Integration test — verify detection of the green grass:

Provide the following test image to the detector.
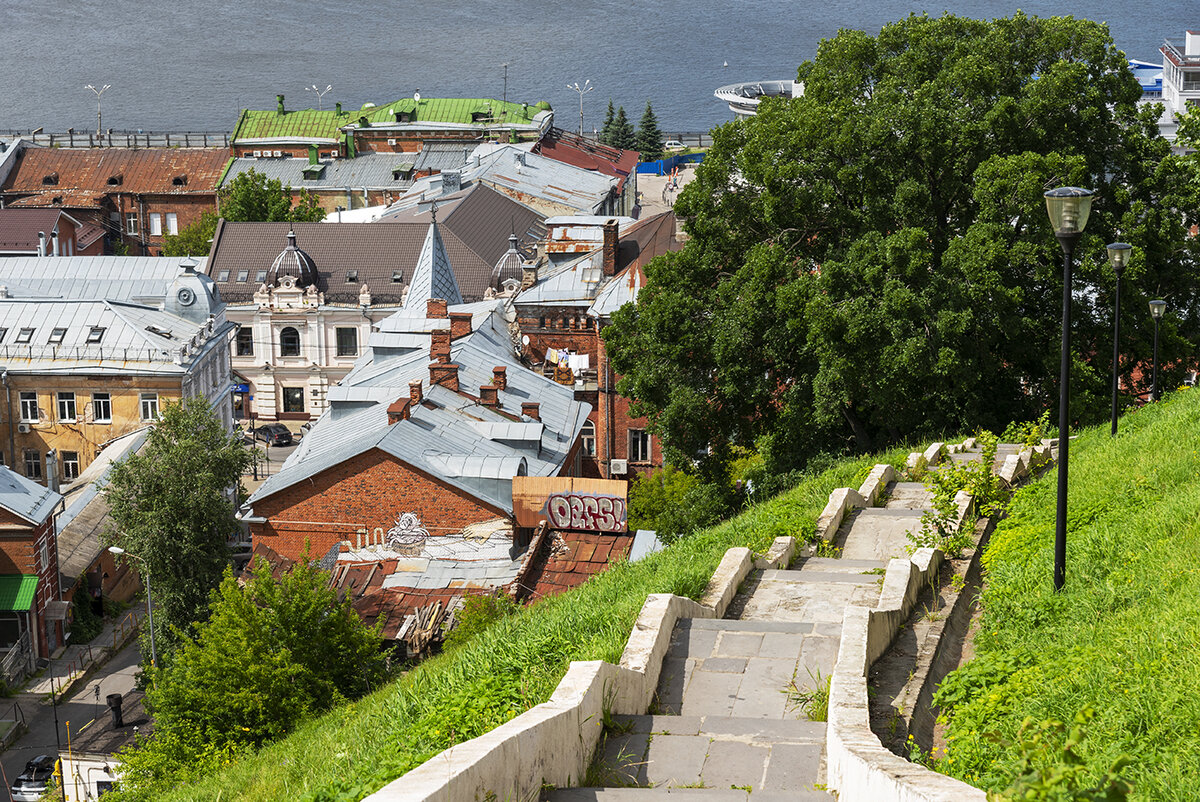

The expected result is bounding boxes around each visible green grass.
[155,448,908,801]
[935,387,1200,799]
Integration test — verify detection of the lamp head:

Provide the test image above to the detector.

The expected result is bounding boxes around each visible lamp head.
[1150,299,1166,320]
[1106,242,1132,275]
[108,546,125,556]
[1044,187,1094,236]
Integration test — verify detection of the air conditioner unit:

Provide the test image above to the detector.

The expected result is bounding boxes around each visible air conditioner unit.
[273,150,283,158]
[252,150,262,158]
[610,459,628,475]
[387,138,397,146]
[17,423,31,434]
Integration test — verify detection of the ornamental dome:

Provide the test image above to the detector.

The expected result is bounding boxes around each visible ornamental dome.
[490,233,524,291]
[267,228,317,287]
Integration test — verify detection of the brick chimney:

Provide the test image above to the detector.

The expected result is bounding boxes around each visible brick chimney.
[409,380,423,405]
[427,298,448,319]
[602,218,619,277]
[430,328,451,364]
[387,397,411,424]
[430,363,460,392]
[449,311,472,339]
[521,263,538,290]
[480,385,499,406]
[522,401,540,421]
[492,366,507,390]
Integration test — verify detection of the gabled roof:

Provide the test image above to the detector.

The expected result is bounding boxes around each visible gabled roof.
[0,208,76,252]
[0,464,61,526]
[219,153,418,191]
[404,218,462,307]
[0,147,228,198]
[0,256,200,301]
[533,128,640,192]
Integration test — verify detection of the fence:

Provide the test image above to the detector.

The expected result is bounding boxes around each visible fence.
[111,610,143,652]
[0,129,230,149]
[636,151,705,175]
[0,630,31,685]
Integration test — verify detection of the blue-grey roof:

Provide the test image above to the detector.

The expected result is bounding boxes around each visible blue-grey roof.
[404,219,462,307]
[0,256,202,302]
[220,153,417,191]
[0,464,61,525]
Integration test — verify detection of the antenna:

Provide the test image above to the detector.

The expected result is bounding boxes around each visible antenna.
[306,84,332,111]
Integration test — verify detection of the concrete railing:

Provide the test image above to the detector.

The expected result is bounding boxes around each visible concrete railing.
[363,537,798,801]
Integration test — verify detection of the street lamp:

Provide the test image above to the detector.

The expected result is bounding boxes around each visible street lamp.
[567,80,592,137]
[306,84,332,111]
[108,546,156,669]
[1044,186,1094,592]
[1150,299,1167,401]
[1107,242,1132,435]
[84,84,111,136]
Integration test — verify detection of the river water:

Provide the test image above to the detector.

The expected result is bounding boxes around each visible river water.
[0,1,1191,134]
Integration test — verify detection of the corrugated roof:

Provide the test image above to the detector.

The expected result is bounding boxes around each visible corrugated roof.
[533,128,639,192]
[0,256,199,301]
[219,154,417,191]
[1,147,228,197]
[0,465,61,525]
[231,106,353,143]
[0,575,39,612]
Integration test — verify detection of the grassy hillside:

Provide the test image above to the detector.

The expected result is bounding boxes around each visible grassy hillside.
[937,387,1200,799]
[149,448,908,801]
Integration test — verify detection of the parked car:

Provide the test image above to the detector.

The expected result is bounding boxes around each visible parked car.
[664,140,686,151]
[11,755,55,802]
[252,423,293,447]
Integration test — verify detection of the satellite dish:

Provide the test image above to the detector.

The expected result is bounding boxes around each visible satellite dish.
[522,334,530,346]
[414,90,421,103]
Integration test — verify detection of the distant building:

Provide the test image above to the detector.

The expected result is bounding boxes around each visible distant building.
[1154,31,1200,148]
[0,209,104,257]
[0,144,228,255]
[532,128,640,215]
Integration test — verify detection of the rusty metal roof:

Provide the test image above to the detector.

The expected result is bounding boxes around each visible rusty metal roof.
[1,147,229,198]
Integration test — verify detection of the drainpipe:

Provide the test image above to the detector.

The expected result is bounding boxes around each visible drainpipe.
[138,195,147,254]
[1,369,14,468]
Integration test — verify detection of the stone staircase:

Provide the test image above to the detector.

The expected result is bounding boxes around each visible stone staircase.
[548,449,988,801]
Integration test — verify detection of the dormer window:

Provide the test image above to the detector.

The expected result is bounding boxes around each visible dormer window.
[42,172,58,186]
[255,270,267,283]
[172,174,188,186]
[15,328,34,343]
[391,271,404,283]
[0,328,6,343]
[237,270,249,282]
[346,270,358,283]
[217,270,230,282]
[48,328,67,344]
[86,326,105,344]
[107,174,123,186]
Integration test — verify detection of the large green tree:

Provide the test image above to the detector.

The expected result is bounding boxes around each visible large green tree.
[107,559,389,800]
[605,13,1200,473]
[609,106,637,152]
[104,397,251,661]
[599,99,616,145]
[636,101,664,162]
[162,168,325,256]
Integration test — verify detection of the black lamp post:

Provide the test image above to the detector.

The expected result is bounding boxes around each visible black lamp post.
[1107,243,1131,435]
[1150,299,1166,401]
[1044,186,1094,592]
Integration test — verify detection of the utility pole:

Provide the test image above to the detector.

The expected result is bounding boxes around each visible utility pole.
[502,63,509,107]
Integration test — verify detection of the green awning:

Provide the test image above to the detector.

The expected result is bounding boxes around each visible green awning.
[0,576,38,612]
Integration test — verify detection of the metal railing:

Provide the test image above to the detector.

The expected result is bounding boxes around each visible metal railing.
[0,129,230,149]
[0,630,31,684]
[0,344,178,363]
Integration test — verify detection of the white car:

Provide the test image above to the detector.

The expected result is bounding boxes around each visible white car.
[664,140,686,151]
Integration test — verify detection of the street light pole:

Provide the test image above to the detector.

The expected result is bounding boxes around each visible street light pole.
[306,84,332,111]
[567,80,592,137]
[108,546,156,668]
[1150,299,1166,401]
[1044,186,1094,593]
[83,84,110,137]
[1107,243,1131,435]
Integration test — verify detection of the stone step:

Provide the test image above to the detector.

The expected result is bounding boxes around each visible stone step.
[840,508,926,563]
[612,714,826,742]
[761,569,878,585]
[795,556,887,571]
[548,789,833,801]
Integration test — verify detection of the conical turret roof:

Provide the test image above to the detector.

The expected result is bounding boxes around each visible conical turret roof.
[405,212,462,307]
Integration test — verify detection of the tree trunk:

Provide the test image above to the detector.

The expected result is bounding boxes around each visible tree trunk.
[842,405,874,452]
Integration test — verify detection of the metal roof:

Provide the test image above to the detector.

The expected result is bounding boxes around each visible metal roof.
[404,219,462,307]
[533,128,639,192]
[1,147,229,197]
[0,464,61,525]
[0,575,38,612]
[219,154,417,191]
[0,256,200,301]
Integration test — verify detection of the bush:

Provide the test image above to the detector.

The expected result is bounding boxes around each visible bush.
[70,590,104,644]
[443,592,518,650]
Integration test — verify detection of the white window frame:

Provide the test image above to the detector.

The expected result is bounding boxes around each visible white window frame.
[140,392,160,421]
[19,392,38,422]
[92,392,112,423]
[61,451,79,481]
[166,212,179,235]
[57,391,76,422]
[581,420,596,457]
[149,213,162,236]
[629,429,651,463]
[125,212,138,235]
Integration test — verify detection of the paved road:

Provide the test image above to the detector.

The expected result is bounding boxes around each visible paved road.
[1,639,141,799]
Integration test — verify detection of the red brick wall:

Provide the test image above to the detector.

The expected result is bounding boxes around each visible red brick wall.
[250,447,506,562]
[0,508,61,657]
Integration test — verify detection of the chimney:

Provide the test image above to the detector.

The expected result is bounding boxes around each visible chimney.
[430,362,460,392]
[522,402,540,421]
[277,94,285,114]
[387,397,412,424]
[335,101,342,115]
[46,450,59,492]
[492,366,507,390]
[602,219,619,277]
[426,298,448,319]
[441,169,461,192]
[51,231,60,256]
[37,231,46,257]
[409,380,423,405]
[480,385,499,406]
[430,328,451,364]
[449,311,472,339]
[521,263,538,290]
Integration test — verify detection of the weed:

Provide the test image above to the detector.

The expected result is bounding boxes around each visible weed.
[908,432,1002,558]
[861,567,886,575]
[731,784,752,792]
[949,573,966,592]
[811,539,842,559]
[785,667,831,722]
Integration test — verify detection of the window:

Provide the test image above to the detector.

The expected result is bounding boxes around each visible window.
[15,328,34,344]
[237,270,249,282]
[335,327,358,357]
[140,392,159,421]
[38,539,49,571]
[48,328,67,344]
[581,420,596,457]
[19,392,38,422]
[57,392,76,422]
[23,449,41,480]
[629,429,651,463]
[61,451,79,481]
[255,270,267,283]
[279,327,301,357]
[391,271,404,283]
[125,212,138,235]
[217,270,230,282]
[346,270,358,283]
[236,328,254,356]
[92,392,112,423]
[86,326,105,344]
[149,213,162,236]
[282,387,305,413]
[166,213,179,235]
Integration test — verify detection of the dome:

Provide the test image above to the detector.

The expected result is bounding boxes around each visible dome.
[490,233,524,291]
[267,228,317,287]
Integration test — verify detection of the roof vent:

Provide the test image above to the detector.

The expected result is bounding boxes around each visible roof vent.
[172,174,188,186]
[107,173,123,186]
[42,172,58,186]
[146,325,173,339]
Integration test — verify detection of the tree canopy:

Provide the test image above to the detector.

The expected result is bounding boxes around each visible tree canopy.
[162,168,325,256]
[599,100,616,145]
[608,106,637,152]
[637,101,664,162]
[104,397,251,661]
[605,12,1200,474]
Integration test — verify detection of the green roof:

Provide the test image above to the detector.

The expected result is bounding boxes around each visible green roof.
[232,97,548,143]
[0,575,38,612]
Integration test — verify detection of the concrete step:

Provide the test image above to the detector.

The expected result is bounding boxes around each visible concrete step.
[881,482,932,509]
[548,789,833,801]
[761,569,878,585]
[840,508,926,563]
[793,556,888,573]
[612,714,825,743]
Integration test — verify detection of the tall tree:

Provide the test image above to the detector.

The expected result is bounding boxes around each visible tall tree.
[104,397,251,661]
[609,106,637,151]
[599,99,616,145]
[108,559,388,799]
[605,12,1200,474]
[636,101,664,162]
[162,168,325,256]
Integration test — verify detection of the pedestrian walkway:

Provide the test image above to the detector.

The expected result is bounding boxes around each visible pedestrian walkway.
[23,602,146,698]
[549,444,993,800]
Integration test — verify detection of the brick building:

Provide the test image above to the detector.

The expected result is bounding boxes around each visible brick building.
[0,143,228,254]
[532,128,640,217]
[0,208,104,257]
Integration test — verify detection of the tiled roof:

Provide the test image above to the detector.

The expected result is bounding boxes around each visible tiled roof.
[0,464,61,525]
[1,147,228,197]
[0,209,71,252]
[521,530,634,598]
